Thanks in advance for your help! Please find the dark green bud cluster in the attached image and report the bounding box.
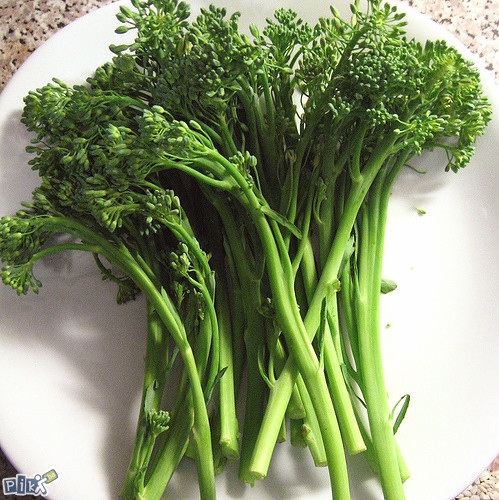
[395,113,447,155]
[0,212,52,263]
[0,212,59,295]
[141,189,183,235]
[115,277,141,305]
[170,242,194,278]
[23,82,141,185]
[87,54,150,98]
[192,5,259,80]
[22,79,75,142]
[111,0,190,66]
[229,151,258,182]
[262,8,313,66]
[139,107,212,161]
[169,243,206,321]
[145,408,170,438]
[143,189,181,216]
[1,261,41,295]
[87,187,139,232]
[296,1,491,177]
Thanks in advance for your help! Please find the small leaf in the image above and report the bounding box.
[317,298,327,371]
[205,366,228,401]
[144,379,160,412]
[339,236,355,275]
[257,346,274,389]
[260,205,302,239]
[392,394,411,434]
[380,278,397,294]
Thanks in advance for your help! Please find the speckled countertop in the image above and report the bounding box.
[0,0,498,499]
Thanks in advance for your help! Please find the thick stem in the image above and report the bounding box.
[247,135,399,480]
[249,363,299,478]
[120,305,171,498]
[247,206,350,499]
[52,217,215,500]
[356,206,404,499]
[301,236,365,454]
[355,155,410,499]
[216,280,240,460]
[140,395,194,499]
[238,319,269,484]
[206,193,270,483]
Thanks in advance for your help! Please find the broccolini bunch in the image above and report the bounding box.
[0,0,491,499]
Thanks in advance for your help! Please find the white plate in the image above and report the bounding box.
[0,1,498,499]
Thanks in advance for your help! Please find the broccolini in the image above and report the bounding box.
[0,0,491,498]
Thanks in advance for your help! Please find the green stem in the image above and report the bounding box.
[195,155,351,493]
[239,319,269,484]
[141,395,194,499]
[216,280,240,460]
[306,134,399,334]
[29,241,101,265]
[121,304,171,498]
[48,217,215,500]
[301,235,365,455]
[236,82,265,180]
[205,193,269,484]
[246,205,350,499]
[295,376,327,466]
[248,134,399,479]
[354,153,410,499]
[249,363,298,479]
[356,202,404,499]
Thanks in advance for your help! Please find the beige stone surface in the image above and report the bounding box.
[407,0,498,81]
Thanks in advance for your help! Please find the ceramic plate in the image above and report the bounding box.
[0,1,498,498]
